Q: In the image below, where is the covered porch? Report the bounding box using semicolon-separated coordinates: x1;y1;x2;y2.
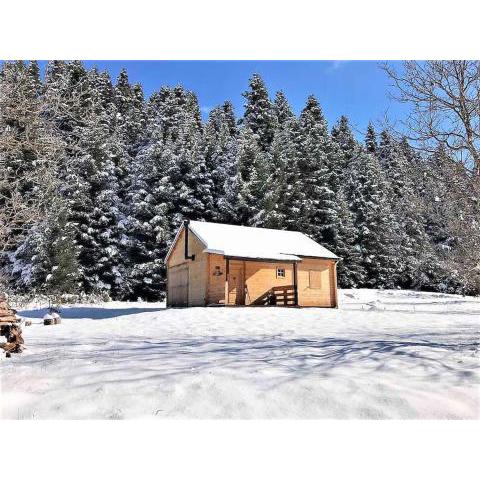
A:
212;255;300;307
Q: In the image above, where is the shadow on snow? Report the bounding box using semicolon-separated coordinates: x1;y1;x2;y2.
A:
23;333;479;390
18;306;166;320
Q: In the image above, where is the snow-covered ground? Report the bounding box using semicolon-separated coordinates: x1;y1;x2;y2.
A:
1;289;479;419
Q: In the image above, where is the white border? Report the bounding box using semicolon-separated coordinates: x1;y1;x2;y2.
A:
1;0;479;59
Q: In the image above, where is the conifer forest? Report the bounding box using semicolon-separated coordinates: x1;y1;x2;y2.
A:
1;60;479;300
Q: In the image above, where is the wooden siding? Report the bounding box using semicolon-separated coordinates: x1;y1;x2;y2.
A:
244;262;294;305
297;258;337;307
168;264;188;306
227;260;245;305
207;254;227;304
167;228;208;307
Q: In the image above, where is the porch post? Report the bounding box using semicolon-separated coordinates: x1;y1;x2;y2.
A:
224;257;230;305
293;261;299;306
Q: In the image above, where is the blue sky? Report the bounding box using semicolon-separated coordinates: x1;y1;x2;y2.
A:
36;60;408;138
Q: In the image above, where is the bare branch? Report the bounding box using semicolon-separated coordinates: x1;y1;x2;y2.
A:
382;61;480;176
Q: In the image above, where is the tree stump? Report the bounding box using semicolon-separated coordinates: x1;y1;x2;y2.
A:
44;311;61;325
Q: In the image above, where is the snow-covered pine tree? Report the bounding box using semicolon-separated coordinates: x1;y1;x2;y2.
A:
123;136;173;300
218;127;267;225
273;90;295;126
347;149;401;288
242;74;276;151
326;115;365;286
124;85;213;299
11;201;80;296
202;102;238;221
69;67;125;297
113;69;146;200
365;122;377;154
296;95;337;249
255;93;305;231
39;62;126;297
330;115;357;182
333;189;366;288
377;130;441;289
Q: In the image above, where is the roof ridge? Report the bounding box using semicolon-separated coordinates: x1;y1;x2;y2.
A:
189;219;304;235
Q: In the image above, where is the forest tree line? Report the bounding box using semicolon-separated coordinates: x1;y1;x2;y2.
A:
0;60;479;299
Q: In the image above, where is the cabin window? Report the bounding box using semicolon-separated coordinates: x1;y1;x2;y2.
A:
276;267;286;278
213;266;223;276
309;270;322;289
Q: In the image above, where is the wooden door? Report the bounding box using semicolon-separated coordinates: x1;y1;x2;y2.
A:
169;264;189;307
227;264;244;305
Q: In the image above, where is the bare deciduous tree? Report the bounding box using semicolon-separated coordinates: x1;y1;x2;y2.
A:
383;61;480;176
0;62;63;292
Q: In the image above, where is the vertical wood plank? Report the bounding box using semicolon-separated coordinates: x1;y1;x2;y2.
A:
332;261;338;308
206;253;210;305
225;257;230;305
293;262;298;306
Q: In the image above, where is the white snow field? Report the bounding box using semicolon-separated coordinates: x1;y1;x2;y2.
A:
1;289;479;419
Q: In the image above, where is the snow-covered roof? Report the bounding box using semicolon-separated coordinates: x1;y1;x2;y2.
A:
167;220;339;262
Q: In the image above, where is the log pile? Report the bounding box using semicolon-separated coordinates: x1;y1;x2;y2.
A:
0;293;24;356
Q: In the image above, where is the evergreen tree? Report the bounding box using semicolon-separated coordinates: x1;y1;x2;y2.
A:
124;85;213;298
297;95;337;249
11;204;80;295
203;102;238;221
333;190;365;288
256;102;305;231
242;74;276;151
331;116;357;168
40;62;126;297
219;127;267;225
113;69;146;199
347;149;400;288
123;138;173;300
273;90;294;126
365;122;377;154
377;130;441;289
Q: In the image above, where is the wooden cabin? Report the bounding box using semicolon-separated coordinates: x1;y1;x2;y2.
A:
165;220;339;308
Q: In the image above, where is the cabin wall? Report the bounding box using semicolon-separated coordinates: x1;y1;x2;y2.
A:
167;229;208;307
207;254;227;304
244;262;294;305
297;258;337;307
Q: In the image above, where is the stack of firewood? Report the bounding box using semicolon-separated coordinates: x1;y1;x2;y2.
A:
0;293;24;357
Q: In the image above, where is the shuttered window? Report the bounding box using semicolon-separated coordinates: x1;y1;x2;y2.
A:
309;270;322;289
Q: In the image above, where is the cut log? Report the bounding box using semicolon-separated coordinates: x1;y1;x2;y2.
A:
0;297;24;355
1;342;24;354
6;325;24;344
